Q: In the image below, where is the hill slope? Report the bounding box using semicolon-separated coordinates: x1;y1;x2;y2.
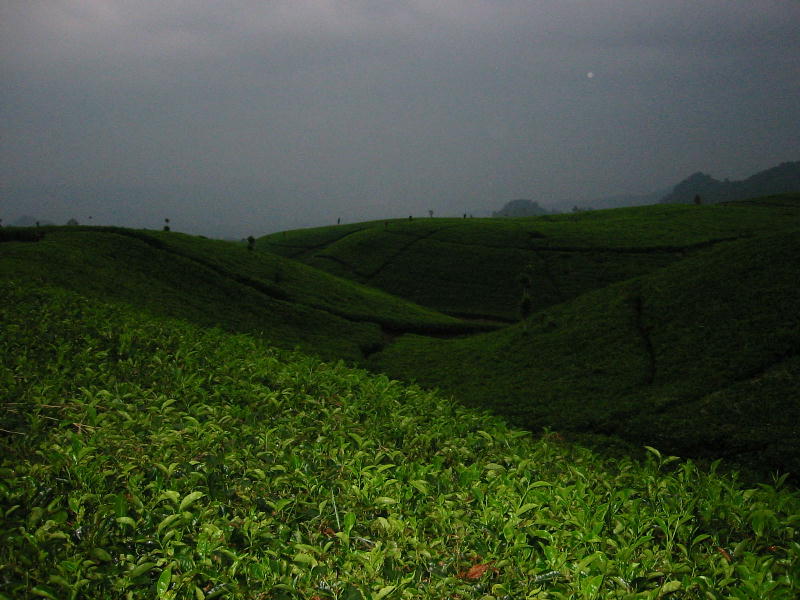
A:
0;227;480;362
4;196;799;476
368;229;800;475
2;282;799;598
261;197;800;321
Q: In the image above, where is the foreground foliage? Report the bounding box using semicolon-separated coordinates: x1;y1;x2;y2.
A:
1;283;799;599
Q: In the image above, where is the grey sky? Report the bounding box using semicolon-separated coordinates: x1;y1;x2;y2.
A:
2;1;798;237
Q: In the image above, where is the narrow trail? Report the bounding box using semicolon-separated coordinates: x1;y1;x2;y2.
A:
310;224;464;281
363;225;462;281
264;226;370;260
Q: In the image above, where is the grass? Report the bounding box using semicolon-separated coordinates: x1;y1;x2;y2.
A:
2;282;799;599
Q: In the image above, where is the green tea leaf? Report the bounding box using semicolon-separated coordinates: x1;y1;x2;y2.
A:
179;491;204;511
114;493;128;518
644;446;661;459
659;580;681;595
477;430;494;442
159;490;180;504
372;585;396;600
530;481;552;489
157;513;182;533
409;480;429;494
515;503;537;517
91;548;113;562
157;565;172;597
30;587;58;600
293;553;317;567
47;575;70;588
249;468;267;481
344;512;356;535
128;562;157;578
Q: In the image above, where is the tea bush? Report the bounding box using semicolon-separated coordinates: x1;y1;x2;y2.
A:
1;282;798;599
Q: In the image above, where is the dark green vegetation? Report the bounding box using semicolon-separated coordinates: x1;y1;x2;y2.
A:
0;226;482;363
3;197;798;477
260;197;800;321
260;195;800;476
368;230;800;473
2;283;799;598
2;194;800;597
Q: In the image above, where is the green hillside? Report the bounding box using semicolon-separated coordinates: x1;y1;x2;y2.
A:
3;283;798;598
260;196;800;321
2;196;799;478
368;229;800;475
0;227;481;362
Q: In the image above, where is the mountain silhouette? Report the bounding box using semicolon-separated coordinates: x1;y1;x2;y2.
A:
660;161;800;204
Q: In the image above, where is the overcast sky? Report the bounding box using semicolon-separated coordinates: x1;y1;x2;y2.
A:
2;1;798;237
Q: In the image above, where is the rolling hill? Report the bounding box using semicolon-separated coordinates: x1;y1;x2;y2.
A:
367;228;800;474
0;226;483;363
259;195;800;474
3;193;800;596
2;194;799;476
260;196;800;322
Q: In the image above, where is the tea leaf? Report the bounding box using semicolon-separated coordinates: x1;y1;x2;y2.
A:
156;566;172;597
374;497;397;505
178;491;204;511
115;516;136;527
515;503;537;518
127;562;157;578
372;585;396;600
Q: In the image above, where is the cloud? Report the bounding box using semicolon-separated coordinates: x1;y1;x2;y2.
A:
2;1;798;236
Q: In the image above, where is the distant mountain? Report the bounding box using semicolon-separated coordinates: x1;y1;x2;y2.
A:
492;199;549;217
10;216;54;227
660;161;800;204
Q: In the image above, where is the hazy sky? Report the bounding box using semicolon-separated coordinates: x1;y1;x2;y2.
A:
2;1;798;237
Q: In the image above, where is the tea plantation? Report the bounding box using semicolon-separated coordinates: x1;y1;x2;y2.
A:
2;195;800;597
2;283;799;598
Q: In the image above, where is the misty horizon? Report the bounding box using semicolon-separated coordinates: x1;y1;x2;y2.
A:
3;1;799;238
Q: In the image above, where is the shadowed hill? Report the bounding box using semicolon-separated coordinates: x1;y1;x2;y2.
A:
260;196;800;321
660;161;800;204
3;195;800;477
368;228;800;475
